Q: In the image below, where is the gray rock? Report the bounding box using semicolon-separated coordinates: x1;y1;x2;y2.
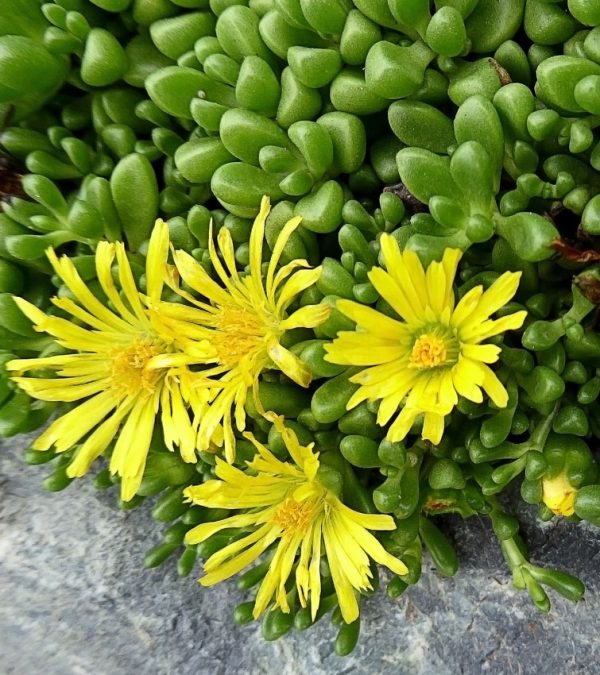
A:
1;437;599;675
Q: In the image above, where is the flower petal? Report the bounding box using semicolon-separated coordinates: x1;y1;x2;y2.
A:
335;299;410;340
481;364;509;408
368;266;422;324
379;235;427;315
248;196;270;300
266;215;303;297
461;343;502;364
458;271;522;331
280;303;330;330
145;219;170;301
267;340;312;387
276;267;322;312
422;411;445;445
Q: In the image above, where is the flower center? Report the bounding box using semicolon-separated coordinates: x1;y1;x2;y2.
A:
409;334;448;369
212;304;267;367
272;496;317;536
110;338;163;397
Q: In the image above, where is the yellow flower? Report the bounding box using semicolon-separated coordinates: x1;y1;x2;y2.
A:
542;474;576;516
325;237;526;445
158;196;330;462
6;221;211;501
184;417;407;624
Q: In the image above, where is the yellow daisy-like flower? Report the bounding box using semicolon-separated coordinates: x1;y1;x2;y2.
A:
542;474;576;517
325;236;527;445
6;221;211;501
158;196;330;462
184;417;407;623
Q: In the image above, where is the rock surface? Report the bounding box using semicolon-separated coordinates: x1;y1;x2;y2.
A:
1;437;599;675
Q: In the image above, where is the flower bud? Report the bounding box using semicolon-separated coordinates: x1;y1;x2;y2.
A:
542;473;576;516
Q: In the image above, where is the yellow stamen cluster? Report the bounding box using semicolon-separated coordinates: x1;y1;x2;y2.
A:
109;339;162;397
210;305;266;368
272;495;321;535
409;334;448;369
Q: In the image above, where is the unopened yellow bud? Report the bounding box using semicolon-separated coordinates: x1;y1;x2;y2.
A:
542;474;576;517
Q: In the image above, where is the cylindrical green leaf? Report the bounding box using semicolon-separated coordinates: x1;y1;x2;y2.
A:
110;153;159;250
81;28;128;87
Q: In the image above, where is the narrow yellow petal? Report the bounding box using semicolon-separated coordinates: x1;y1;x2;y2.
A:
217;225;240;281
461;343;502;364
12;375;110;402
436;370;459;412
267;341;312;387
110;398;151;478
266;215;303;296
32;390;116;452
95;242;140;325
452;359;484;403
335;299;409;340
458;271;522;331
480;364;509;408
379;237;427;315
387;406;420;442
147;352;209;369
325;332;406;366
308;517;323;619
172;248;232;306
253;538;288;617
248;197;270;300
465;310;528;343
270;417;320;477
197;386;236;453
368;267;422;324
233;381;247;431
10;296;48;330
280;303;330;331
184;513;261;545
295;521;316;607
334;501;397;531
324;517;372;591
48;249;132;331
270;259;310;297
375;382;414;426
274;533;304;613
161;263;216;313
5;353;94;374
203;523;273;568
422;411;445;445
67;403;130;477
164;381;196;462
145;218;169;301
51;296;118;333
450;286;484;328
338;511;408;576
114;244;149;326
322;520;360;624
222;404;236;463
202;529;278;588
441;248;462;309
276;267;321;312
350;359;413;387
425;259;447;315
